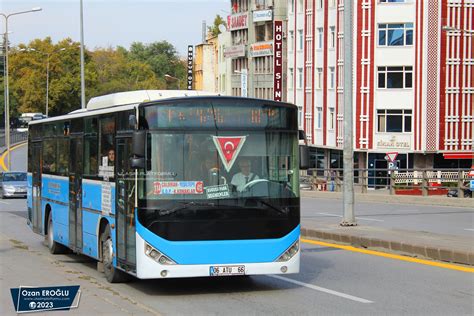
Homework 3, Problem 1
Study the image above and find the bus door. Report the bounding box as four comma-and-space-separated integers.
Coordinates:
116, 137, 136, 270
31, 143, 42, 233
69, 137, 84, 252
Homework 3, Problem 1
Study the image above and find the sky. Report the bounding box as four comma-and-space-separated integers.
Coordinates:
1, 0, 229, 56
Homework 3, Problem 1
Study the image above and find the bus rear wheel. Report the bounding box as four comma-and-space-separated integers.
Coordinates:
100, 224, 129, 283
45, 212, 67, 254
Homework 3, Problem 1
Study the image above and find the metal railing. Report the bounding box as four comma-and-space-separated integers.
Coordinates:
301, 168, 473, 198
0, 129, 28, 148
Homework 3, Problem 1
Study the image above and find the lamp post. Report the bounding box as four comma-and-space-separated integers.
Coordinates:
80, 0, 86, 109
24, 48, 66, 117
164, 74, 181, 90
1, 7, 42, 170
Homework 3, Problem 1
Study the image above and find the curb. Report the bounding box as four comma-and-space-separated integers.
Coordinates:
301, 226, 474, 266
301, 190, 474, 208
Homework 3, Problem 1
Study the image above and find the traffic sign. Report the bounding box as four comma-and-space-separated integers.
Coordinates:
385, 152, 398, 163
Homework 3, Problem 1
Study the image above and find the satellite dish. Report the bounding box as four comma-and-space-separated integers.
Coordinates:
218, 24, 227, 33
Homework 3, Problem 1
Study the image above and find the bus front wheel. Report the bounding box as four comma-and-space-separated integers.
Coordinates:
46, 212, 67, 254
100, 224, 128, 283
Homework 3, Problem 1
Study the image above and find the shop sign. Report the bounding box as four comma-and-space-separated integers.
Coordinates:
273, 21, 283, 101
375, 135, 411, 149
253, 9, 273, 22
250, 41, 273, 57
224, 45, 246, 58
228, 12, 249, 31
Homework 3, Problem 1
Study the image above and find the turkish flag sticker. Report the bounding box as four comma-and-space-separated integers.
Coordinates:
212, 136, 247, 172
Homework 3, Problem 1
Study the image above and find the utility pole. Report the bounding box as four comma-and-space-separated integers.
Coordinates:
341, 0, 356, 226
80, 0, 86, 109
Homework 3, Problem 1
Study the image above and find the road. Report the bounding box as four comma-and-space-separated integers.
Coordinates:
1, 144, 473, 315
1, 198, 473, 315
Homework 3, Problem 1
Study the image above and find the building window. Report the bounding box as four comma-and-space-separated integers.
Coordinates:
289, 0, 294, 13
378, 66, 412, 89
329, 0, 336, 7
317, 107, 323, 128
255, 24, 266, 42
377, 109, 412, 133
298, 68, 303, 89
329, 108, 335, 130
329, 26, 336, 48
298, 29, 304, 50
318, 28, 323, 49
329, 67, 335, 89
316, 68, 323, 89
318, 0, 323, 9
298, 0, 303, 12
289, 68, 294, 89
378, 23, 413, 46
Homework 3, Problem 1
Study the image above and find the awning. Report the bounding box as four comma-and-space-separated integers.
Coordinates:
443, 153, 474, 159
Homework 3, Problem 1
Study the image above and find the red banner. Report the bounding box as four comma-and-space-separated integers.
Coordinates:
273, 21, 283, 101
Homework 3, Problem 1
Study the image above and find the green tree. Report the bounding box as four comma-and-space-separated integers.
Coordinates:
127, 41, 186, 89
208, 15, 227, 37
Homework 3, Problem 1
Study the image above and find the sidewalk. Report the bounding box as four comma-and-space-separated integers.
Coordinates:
301, 192, 474, 266
302, 190, 474, 208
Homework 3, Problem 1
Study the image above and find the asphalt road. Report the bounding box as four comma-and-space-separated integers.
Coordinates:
1, 198, 473, 315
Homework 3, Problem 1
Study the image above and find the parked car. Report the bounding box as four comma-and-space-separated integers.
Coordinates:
0, 172, 27, 198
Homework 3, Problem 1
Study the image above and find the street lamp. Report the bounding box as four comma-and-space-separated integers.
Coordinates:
164, 74, 181, 90
1, 7, 42, 170
23, 48, 66, 117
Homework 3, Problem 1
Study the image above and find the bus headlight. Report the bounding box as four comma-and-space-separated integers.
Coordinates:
275, 240, 299, 262
145, 243, 176, 265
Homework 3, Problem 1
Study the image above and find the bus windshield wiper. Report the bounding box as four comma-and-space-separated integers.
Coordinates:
246, 198, 290, 215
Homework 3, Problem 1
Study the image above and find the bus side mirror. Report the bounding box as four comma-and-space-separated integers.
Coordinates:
132, 130, 146, 157
130, 157, 145, 169
131, 130, 146, 169
299, 145, 310, 170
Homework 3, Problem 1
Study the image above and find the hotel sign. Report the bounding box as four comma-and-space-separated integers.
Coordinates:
224, 45, 246, 58
228, 12, 249, 31
253, 10, 273, 22
187, 45, 193, 90
375, 135, 411, 150
250, 41, 273, 57
273, 21, 283, 101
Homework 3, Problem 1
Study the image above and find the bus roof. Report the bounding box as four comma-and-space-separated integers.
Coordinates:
29, 90, 219, 125
87, 90, 219, 110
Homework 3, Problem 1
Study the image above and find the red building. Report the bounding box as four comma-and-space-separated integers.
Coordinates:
287, 0, 473, 175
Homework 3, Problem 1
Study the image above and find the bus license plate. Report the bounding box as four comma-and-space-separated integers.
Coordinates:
210, 265, 245, 276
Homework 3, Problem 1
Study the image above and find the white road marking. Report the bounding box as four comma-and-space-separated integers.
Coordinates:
0, 200, 10, 205
464, 228, 474, 232
269, 275, 374, 304
317, 212, 384, 222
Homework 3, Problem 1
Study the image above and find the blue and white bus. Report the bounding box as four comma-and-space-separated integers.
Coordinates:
27, 90, 308, 282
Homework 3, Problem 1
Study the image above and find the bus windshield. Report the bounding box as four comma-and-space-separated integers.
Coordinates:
139, 130, 299, 201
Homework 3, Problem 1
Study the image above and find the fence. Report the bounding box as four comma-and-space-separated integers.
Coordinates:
301, 168, 473, 198
0, 129, 28, 148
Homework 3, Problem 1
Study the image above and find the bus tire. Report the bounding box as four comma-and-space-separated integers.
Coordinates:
100, 224, 129, 283
46, 212, 67, 254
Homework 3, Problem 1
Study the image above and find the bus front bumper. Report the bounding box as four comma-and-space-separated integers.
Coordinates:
134, 233, 300, 279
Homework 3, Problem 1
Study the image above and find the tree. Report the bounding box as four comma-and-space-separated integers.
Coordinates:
208, 15, 227, 37
127, 41, 186, 89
